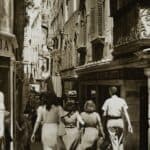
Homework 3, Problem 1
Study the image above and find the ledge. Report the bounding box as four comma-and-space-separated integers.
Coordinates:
0, 31, 16, 39
77, 45, 86, 53
113, 39, 150, 57
91, 35, 105, 45
75, 54, 150, 75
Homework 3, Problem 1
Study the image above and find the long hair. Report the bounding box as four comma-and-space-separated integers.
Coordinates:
40, 92, 58, 111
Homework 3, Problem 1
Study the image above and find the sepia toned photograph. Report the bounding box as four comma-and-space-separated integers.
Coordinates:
0, 0, 149, 150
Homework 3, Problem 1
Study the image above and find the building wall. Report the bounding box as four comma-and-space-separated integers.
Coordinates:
49, 0, 113, 94
23, 0, 51, 82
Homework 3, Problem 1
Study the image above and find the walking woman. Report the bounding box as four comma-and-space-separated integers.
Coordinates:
61, 98, 85, 150
79, 100, 105, 150
31, 92, 62, 150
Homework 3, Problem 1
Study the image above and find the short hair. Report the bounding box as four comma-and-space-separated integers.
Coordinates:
84, 100, 96, 113
109, 86, 118, 95
64, 99, 77, 111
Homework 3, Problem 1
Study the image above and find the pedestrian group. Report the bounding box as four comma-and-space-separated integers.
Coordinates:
30, 86, 133, 150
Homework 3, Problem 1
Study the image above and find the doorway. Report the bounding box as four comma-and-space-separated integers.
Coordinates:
140, 86, 148, 150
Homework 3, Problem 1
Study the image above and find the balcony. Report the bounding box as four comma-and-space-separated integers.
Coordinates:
112, 3, 150, 58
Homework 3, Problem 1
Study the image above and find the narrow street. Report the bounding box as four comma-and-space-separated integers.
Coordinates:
0, 0, 149, 150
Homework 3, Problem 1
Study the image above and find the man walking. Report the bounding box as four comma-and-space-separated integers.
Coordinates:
102, 86, 133, 150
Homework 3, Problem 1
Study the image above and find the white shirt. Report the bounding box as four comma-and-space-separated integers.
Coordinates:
102, 95, 128, 117
102, 95, 128, 128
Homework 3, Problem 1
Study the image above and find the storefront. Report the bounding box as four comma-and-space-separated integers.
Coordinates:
0, 33, 17, 149
77, 59, 149, 149
61, 69, 79, 97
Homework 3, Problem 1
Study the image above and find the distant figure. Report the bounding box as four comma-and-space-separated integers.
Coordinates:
79, 100, 105, 150
31, 92, 63, 150
102, 86, 133, 150
16, 114, 31, 150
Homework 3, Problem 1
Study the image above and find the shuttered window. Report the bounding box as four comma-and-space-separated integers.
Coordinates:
90, 8, 96, 36
90, 0, 104, 37
97, 0, 104, 36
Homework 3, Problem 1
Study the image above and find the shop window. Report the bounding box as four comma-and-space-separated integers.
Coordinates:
92, 42, 104, 61
73, 0, 76, 11
86, 85, 96, 102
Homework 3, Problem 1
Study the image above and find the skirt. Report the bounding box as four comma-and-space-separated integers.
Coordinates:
42, 123, 58, 150
79, 127, 99, 150
62, 127, 79, 150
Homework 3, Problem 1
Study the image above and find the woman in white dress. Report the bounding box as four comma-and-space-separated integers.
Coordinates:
31, 92, 62, 150
79, 100, 105, 150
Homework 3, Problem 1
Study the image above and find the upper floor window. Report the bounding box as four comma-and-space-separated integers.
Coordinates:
73, 0, 79, 12
0, 0, 13, 33
65, 0, 69, 22
92, 42, 104, 61
90, 0, 105, 37
53, 37, 59, 49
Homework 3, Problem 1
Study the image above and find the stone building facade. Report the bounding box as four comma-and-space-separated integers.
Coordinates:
49, 0, 113, 95
23, 0, 51, 93
49, 0, 150, 149
76, 0, 150, 150
0, 0, 26, 149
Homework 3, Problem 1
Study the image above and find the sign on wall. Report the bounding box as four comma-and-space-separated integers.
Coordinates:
0, 38, 13, 56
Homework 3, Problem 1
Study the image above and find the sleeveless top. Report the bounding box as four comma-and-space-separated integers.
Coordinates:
36, 105, 62, 124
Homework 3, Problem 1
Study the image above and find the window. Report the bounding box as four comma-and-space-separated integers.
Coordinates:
73, 0, 79, 11
77, 46, 86, 66
92, 42, 104, 61
90, 0, 104, 37
0, 0, 13, 33
79, 51, 86, 65
53, 37, 59, 49
65, 1, 69, 22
